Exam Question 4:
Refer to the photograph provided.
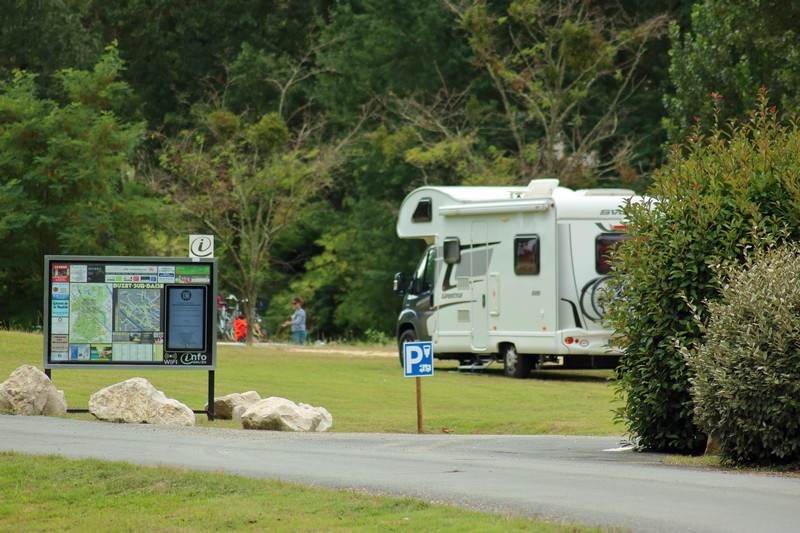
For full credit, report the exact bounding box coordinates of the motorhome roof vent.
[524,179,559,198]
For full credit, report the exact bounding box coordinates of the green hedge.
[608,90,800,452]
[684,245,800,465]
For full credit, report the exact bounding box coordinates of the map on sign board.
[115,288,162,332]
[69,283,113,343]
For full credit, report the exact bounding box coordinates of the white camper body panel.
[396,179,634,360]
[432,203,559,356]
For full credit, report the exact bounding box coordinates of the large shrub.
[608,90,800,453]
[683,244,800,465]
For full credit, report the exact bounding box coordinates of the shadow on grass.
[530,369,616,383]
[441,365,615,383]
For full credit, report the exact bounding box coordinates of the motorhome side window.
[596,232,627,274]
[413,248,436,294]
[412,198,432,222]
[514,235,540,275]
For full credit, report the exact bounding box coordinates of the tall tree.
[612,0,695,178]
[287,0,475,338]
[0,0,101,92]
[0,45,156,326]
[444,0,668,187]
[297,184,427,340]
[665,0,800,142]
[154,106,351,344]
[315,0,475,128]
[84,0,325,132]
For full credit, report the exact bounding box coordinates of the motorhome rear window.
[596,233,627,274]
[412,198,432,222]
[514,235,540,275]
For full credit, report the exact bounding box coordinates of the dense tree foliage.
[1,0,795,343]
[82,0,324,131]
[448,0,668,187]
[296,0,474,339]
[315,0,475,127]
[0,46,158,326]
[665,0,800,142]
[154,105,350,344]
[0,0,101,96]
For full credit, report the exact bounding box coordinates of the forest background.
[2,0,798,342]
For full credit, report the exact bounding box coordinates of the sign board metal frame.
[43,255,217,371]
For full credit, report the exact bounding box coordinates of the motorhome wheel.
[502,344,532,378]
[398,329,418,366]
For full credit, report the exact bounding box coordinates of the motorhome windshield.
[412,247,436,294]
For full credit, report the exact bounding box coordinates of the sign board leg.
[207,370,215,421]
[416,376,423,433]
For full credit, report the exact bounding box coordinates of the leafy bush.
[207,110,240,140]
[683,244,800,465]
[608,89,800,453]
[364,328,391,345]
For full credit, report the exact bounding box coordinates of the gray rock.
[231,404,248,421]
[89,377,195,426]
[205,390,261,420]
[0,364,67,416]
[241,397,332,432]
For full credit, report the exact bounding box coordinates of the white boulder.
[205,390,261,420]
[89,377,195,426]
[241,397,332,432]
[232,404,248,421]
[0,364,67,416]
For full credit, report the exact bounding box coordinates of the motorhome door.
[471,221,489,350]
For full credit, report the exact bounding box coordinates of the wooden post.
[416,376,423,433]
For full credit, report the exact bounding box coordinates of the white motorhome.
[393,178,638,378]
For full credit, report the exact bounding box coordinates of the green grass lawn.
[0,452,607,532]
[1,331,623,435]
[0,331,622,531]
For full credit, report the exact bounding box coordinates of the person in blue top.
[282,296,307,345]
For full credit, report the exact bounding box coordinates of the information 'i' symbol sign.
[189,235,214,259]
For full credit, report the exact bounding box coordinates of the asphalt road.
[2,415,799,532]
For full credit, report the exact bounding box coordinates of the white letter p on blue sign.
[403,341,434,377]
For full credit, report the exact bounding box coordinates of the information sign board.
[403,341,434,377]
[43,256,217,370]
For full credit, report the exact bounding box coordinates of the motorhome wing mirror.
[393,272,407,294]
[443,237,461,264]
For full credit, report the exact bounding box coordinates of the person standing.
[282,296,307,345]
[233,314,248,343]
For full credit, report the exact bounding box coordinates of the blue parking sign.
[403,341,434,377]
